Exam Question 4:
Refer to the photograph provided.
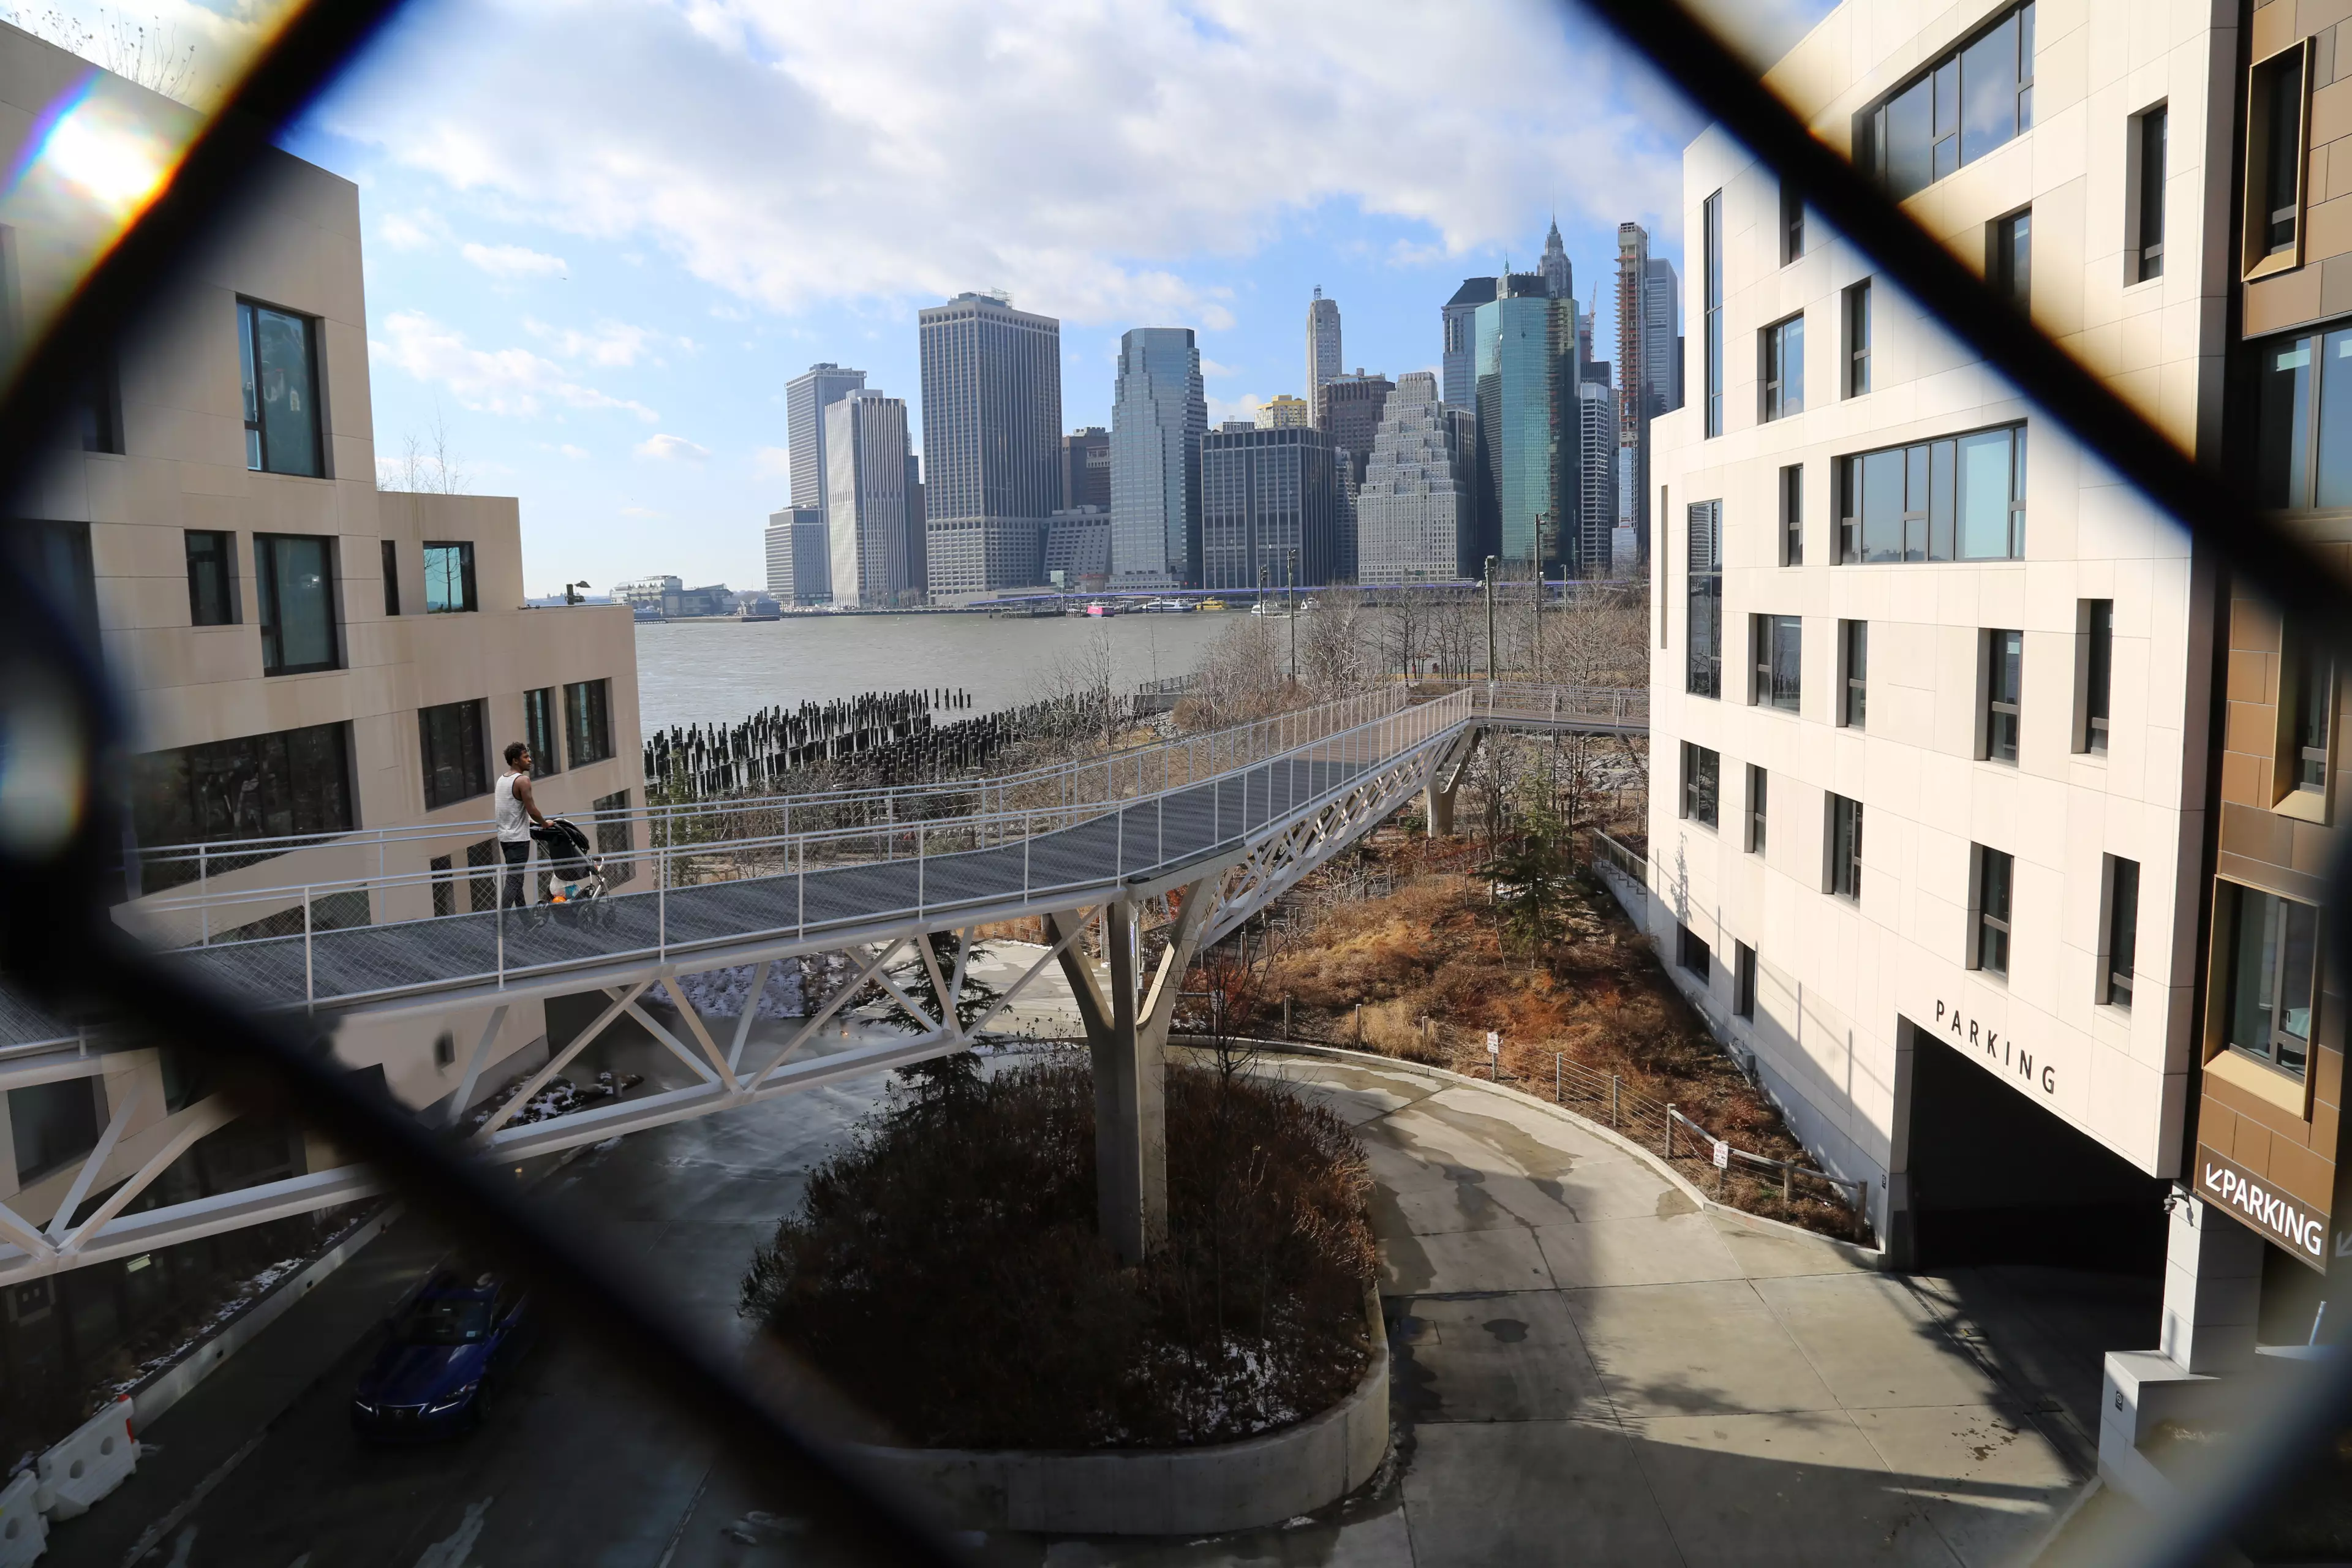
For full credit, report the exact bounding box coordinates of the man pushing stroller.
[494,742,608,911]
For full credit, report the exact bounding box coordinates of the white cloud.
[320,0,1691,327]
[1206,392,1265,427]
[752,445,792,478]
[369,311,658,421]
[461,240,568,279]
[636,433,710,461]
[523,316,673,366]
[559,443,591,459]
[1198,357,1238,380]
[379,209,446,251]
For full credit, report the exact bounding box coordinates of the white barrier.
[0,1470,47,1567]
[35,1396,136,1520]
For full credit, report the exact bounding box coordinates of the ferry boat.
[1139,597,1194,613]
[1085,600,1116,617]
[1196,598,1227,612]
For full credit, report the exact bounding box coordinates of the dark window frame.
[1838,423,2027,563]
[1760,312,1804,422]
[1680,741,1720,829]
[2245,41,2311,276]
[423,540,478,614]
[2131,103,2166,284]
[1734,941,1757,1020]
[1754,613,1801,712]
[1843,280,1872,398]
[2282,623,2334,798]
[2104,854,2139,1010]
[1990,207,2032,311]
[564,678,614,767]
[1703,189,1724,438]
[2220,880,2318,1080]
[523,687,563,776]
[184,529,236,627]
[252,532,340,677]
[236,296,325,478]
[1678,922,1712,982]
[2082,598,2113,755]
[1779,462,1804,566]
[1828,794,1863,900]
[1973,844,2015,976]
[1841,619,1869,728]
[1746,763,1768,854]
[129,720,356,888]
[419,698,490,812]
[1687,500,1722,698]
[1986,627,2022,764]
[1856,2,2037,200]
[1780,183,1805,265]
[380,538,401,617]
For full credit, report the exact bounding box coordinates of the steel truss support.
[1424,726,1482,839]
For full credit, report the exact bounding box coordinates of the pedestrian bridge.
[0,683,1644,1282]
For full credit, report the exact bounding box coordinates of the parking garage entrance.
[1891,1019,2170,1275]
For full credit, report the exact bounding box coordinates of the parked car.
[350,1268,535,1438]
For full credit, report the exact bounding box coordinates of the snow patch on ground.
[674,961,805,1019]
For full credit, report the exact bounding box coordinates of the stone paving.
[1054,1052,2110,1567]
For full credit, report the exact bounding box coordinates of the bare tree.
[1297,595,1370,700]
[1183,614,1292,728]
[378,404,470,494]
[4,7,198,101]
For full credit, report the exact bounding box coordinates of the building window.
[10,1077,101,1185]
[1828,794,1863,899]
[237,298,323,478]
[1687,500,1721,697]
[1780,183,1804,265]
[1973,845,2014,976]
[185,530,235,627]
[1990,209,2032,310]
[2131,104,2166,282]
[420,698,489,811]
[127,721,353,891]
[1761,314,1804,422]
[1703,190,1724,438]
[423,541,477,614]
[380,539,401,617]
[2253,323,2352,509]
[1843,281,1872,398]
[1779,464,1804,566]
[76,355,123,455]
[2247,43,2310,273]
[523,687,562,775]
[1753,614,1801,711]
[1985,628,2023,763]
[1841,619,1869,728]
[594,788,636,885]
[2082,599,2112,754]
[1746,764,1768,854]
[254,533,338,676]
[1678,922,1712,981]
[565,678,614,766]
[2283,625,2333,797]
[1839,424,2026,562]
[2222,883,2317,1079]
[1858,2,2035,199]
[2104,856,2139,1010]
[1735,942,1757,1020]
[1680,742,1720,827]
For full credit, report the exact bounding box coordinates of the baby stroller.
[530,818,608,911]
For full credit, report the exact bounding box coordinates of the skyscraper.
[918,291,1063,595]
[1199,425,1344,591]
[1644,255,1683,413]
[765,505,831,605]
[1359,372,1477,583]
[1256,394,1311,429]
[824,390,918,609]
[1614,224,1681,567]
[1062,426,1111,512]
[1306,287,1341,398]
[785,363,866,528]
[1540,217,1573,301]
[1442,271,1546,412]
[1314,369,1396,485]
[1574,378,1618,581]
[1474,277,1582,578]
[1109,326,1206,586]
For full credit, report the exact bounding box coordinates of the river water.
[633,611,1234,736]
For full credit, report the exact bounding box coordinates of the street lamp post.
[1483,554,1498,690]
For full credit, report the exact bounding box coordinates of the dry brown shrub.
[741,1057,1376,1449]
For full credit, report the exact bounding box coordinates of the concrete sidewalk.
[1055,1051,2128,1567]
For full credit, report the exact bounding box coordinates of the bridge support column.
[1046,880,1211,1264]
[1424,726,1481,840]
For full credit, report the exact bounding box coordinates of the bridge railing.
[123,686,1428,902]
[121,690,1477,1005]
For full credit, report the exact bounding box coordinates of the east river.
[632,610,1234,736]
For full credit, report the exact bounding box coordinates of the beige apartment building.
[1647,0,2345,1497]
[0,22,637,1436]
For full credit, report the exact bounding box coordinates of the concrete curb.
[848,1287,1388,1536]
[1221,1039,1890,1271]
[126,1203,404,1435]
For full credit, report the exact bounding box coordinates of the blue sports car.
[351,1268,535,1438]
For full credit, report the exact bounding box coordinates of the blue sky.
[252,0,1829,595]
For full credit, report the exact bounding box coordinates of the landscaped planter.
[846,1288,1388,1536]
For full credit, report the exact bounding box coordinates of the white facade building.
[1643,0,2230,1270]
[1357,372,1476,584]
[824,391,918,609]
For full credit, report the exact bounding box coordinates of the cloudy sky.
[234,0,1831,595]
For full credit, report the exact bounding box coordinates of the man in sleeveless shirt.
[494,742,549,909]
